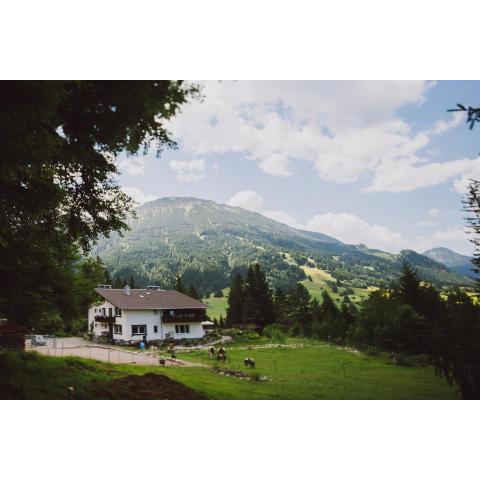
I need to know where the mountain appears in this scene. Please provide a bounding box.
[423,247,476,279]
[92,197,474,294]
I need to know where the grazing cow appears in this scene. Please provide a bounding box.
[244,357,255,368]
[208,346,216,358]
[159,358,166,366]
[217,346,227,362]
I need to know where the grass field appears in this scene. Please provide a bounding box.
[202,288,229,320]
[300,265,374,306]
[170,339,458,399]
[0,340,459,399]
[202,264,374,321]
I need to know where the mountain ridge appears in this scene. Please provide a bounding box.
[92,196,474,293]
[423,247,475,279]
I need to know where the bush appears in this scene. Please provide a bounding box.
[263,325,286,343]
[70,318,88,335]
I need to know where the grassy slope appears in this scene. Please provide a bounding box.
[171,340,458,399]
[300,265,373,306]
[202,288,229,320]
[202,265,374,321]
[1,341,458,399]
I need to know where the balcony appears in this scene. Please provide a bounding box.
[162,310,206,323]
[94,315,116,323]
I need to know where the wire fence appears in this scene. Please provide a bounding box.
[21,336,181,366]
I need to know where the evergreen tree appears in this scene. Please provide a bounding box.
[128,275,136,289]
[243,264,275,327]
[274,287,288,329]
[226,274,245,325]
[286,283,312,336]
[315,290,345,343]
[213,289,224,298]
[187,284,199,300]
[102,257,112,285]
[393,262,422,310]
[113,276,124,288]
[175,275,186,293]
[464,179,480,290]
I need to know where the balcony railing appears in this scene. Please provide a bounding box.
[162,310,206,323]
[94,315,116,323]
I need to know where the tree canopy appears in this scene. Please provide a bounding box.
[0,81,199,328]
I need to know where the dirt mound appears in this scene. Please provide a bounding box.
[91,373,207,400]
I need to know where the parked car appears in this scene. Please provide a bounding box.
[31,335,46,346]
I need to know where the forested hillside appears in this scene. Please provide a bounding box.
[92,197,473,295]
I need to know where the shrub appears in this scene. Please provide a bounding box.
[263,325,286,343]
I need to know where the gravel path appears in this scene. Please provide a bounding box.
[27,337,205,367]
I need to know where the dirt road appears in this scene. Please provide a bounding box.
[27,337,204,367]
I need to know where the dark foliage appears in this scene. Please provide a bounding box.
[0,81,198,327]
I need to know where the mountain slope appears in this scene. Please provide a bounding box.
[423,247,475,278]
[92,197,473,293]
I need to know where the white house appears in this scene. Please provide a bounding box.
[89,285,207,342]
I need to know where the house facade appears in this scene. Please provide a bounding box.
[89,285,207,342]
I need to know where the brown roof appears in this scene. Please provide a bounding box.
[94,289,206,310]
[0,319,30,334]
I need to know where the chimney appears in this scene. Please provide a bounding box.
[123,285,131,295]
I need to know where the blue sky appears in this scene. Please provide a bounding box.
[117,81,480,255]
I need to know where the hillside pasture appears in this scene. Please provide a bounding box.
[0,340,458,399]
[300,265,373,306]
[169,339,458,400]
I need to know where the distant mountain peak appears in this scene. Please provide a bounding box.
[423,247,475,279]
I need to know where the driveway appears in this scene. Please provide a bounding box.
[27,337,204,367]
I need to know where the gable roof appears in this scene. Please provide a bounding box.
[0,319,30,334]
[94,289,206,310]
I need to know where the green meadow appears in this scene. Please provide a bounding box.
[1,340,458,399]
[202,265,374,321]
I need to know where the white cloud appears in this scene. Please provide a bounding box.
[413,227,473,255]
[169,158,206,183]
[365,158,478,193]
[452,158,480,194]
[305,212,407,252]
[121,186,157,205]
[117,156,148,175]
[226,190,299,227]
[264,210,298,226]
[226,190,265,212]
[418,220,436,227]
[166,80,473,192]
[427,111,464,135]
[226,190,472,255]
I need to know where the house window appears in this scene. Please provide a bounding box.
[102,308,106,316]
[108,307,113,317]
[154,326,158,333]
[175,325,190,334]
[115,308,122,317]
[114,324,123,335]
[131,325,147,336]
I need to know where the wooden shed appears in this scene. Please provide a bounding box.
[0,319,30,349]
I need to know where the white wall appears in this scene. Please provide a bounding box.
[88,300,119,337]
[88,303,205,341]
[122,309,162,341]
[162,321,204,340]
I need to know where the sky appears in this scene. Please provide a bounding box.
[116,81,480,256]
